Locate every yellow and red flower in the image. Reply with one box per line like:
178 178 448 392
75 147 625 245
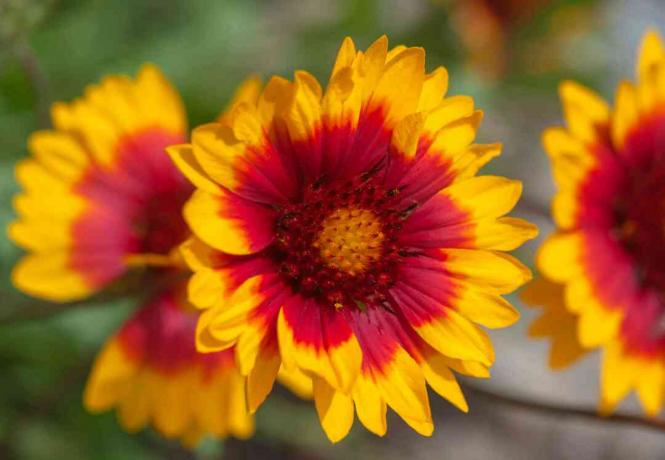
527 30 665 416
10 65 190 300
84 284 253 445
8 65 253 443
169 35 537 441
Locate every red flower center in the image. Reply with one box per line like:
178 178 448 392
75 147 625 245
601 112 665 352
273 172 409 311
137 188 192 255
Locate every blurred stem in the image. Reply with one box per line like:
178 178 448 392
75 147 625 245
0 270 186 326
12 39 51 128
0 293 126 326
464 383 665 433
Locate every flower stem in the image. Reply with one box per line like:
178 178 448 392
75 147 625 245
12 40 51 128
464 382 665 432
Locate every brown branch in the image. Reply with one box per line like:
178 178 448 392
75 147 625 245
464 383 665 433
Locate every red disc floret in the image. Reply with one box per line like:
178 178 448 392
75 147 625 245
272 171 411 311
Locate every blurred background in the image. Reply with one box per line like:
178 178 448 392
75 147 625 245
1 0 664 458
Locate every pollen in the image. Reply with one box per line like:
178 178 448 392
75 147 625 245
316 207 384 275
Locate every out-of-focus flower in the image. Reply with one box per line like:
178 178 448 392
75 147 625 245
169 35 537 442
527 30 665 416
448 0 552 78
84 284 253 445
10 65 189 300
8 66 253 444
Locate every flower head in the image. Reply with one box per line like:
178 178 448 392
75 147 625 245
170 35 536 441
10 65 190 300
527 30 665 416
9 66 255 443
84 284 253 445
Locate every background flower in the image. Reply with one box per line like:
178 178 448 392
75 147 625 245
527 30 665 416
7 65 256 445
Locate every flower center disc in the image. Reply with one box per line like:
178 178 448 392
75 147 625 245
272 174 406 311
315 207 384 276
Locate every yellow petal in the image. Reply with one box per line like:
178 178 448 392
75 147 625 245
218 74 263 123
277 365 313 400
442 176 523 221
423 96 474 135
421 354 468 412
330 37 357 81
351 375 387 436
372 347 432 425
565 278 622 347
257 76 294 127
246 348 280 412
415 308 494 365
286 70 323 142
391 112 426 158
225 370 255 439
559 80 610 144
611 81 639 150
167 144 221 195
9 217 72 252
442 248 532 294
637 29 665 83
455 285 520 328
636 361 665 417
428 111 483 156
12 252 93 302
472 217 539 251
454 143 502 179
195 277 265 351
117 370 154 432
188 268 226 310
536 232 583 283
27 131 89 181
418 66 449 112
599 341 639 414
440 356 490 378
135 64 187 135
313 378 355 443
402 416 434 436
522 278 588 369
370 47 425 124
551 191 579 230
355 35 388 102
83 339 138 411
183 188 273 256
152 371 192 437
15 158 68 194
277 307 362 392
190 123 248 192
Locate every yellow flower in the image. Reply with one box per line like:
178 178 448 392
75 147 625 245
8 66 253 444
526 29 665 416
169 35 537 442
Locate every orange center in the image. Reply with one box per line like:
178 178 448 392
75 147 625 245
314 207 384 276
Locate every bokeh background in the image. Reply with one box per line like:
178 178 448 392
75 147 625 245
1 0 664 458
